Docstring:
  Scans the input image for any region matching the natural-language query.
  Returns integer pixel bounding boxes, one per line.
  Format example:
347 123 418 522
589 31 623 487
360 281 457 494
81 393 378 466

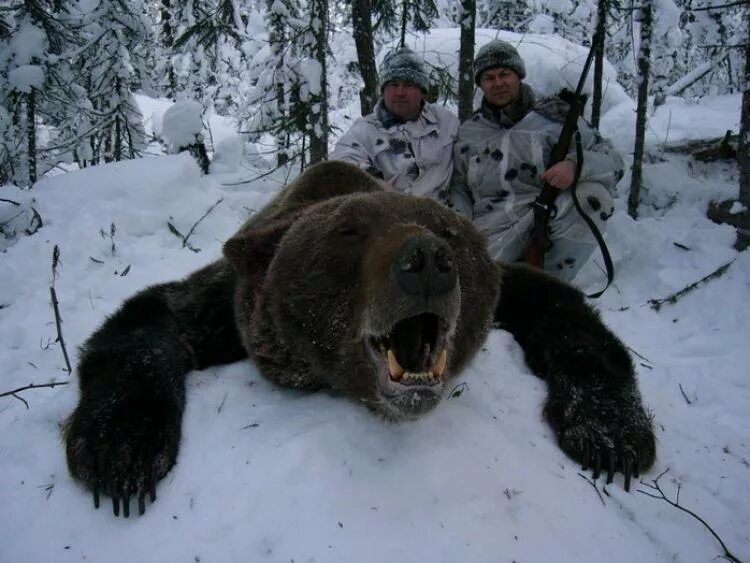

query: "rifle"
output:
524 33 600 270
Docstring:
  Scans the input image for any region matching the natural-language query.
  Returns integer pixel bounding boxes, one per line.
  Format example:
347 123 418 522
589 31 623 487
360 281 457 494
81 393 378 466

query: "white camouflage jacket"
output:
331 100 459 199
449 85 625 234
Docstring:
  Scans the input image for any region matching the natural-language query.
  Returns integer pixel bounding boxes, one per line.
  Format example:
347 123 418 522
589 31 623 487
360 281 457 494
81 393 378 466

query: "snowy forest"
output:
0 1 747 200
2 2 750 562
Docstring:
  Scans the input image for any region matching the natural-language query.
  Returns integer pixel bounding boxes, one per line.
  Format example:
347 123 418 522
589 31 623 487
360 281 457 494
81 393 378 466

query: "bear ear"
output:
223 218 295 276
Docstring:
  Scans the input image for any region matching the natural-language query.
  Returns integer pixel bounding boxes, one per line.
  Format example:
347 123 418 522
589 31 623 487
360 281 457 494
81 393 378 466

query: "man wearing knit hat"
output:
331 46 458 199
449 39 625 283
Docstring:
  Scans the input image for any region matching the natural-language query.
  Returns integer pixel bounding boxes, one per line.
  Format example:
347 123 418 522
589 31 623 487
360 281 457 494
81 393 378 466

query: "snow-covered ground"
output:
1 31 748 563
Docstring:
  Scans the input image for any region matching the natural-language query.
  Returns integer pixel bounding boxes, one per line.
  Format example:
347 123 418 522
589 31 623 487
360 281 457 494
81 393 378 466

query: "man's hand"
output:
541 159 576 190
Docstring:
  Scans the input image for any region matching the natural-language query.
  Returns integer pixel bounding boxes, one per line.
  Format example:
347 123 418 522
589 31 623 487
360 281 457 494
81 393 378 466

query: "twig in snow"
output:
578 473 607 506
167 221 198 252
628 346 652 363
648 259 735 311
26 206 43 235
168 198 224 253
51 244 61 281
183 198 223 246
638 469 742 563
99 223 116 255
0 381 69 409
448 382 468 399
679 383 692 405
673 242 691 251
50 246 72 373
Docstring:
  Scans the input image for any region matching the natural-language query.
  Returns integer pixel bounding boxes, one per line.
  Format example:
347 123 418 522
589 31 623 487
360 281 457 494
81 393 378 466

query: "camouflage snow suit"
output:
449 84 625 282
331 100 459 199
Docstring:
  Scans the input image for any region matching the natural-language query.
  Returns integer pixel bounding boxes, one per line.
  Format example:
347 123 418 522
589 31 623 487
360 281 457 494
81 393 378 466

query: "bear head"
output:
225 187 500 420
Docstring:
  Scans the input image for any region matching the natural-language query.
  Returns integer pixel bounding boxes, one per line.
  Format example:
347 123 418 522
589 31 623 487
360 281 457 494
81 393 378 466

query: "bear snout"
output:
392 235 457 298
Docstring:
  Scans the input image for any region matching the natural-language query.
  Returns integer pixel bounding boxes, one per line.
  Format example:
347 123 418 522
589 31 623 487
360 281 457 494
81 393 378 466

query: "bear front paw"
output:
63 392 182 517
546 384 656 491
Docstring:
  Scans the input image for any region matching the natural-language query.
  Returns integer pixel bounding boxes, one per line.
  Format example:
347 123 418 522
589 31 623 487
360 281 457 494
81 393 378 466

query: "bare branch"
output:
0 381 70 409
167 222 199 252
182 198 224 247
648 260 735 310
50 246 72 374
50 287 73 374
688 0 748 10
638 469 742 563
578 473 607 506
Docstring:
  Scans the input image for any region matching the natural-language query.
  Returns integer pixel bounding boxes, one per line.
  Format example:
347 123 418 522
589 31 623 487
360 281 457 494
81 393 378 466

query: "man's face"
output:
479 67 521 108
383 81 424 121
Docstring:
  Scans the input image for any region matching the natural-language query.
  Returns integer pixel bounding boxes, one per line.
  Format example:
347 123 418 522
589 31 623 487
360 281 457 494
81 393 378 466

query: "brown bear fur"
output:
64 160 655 518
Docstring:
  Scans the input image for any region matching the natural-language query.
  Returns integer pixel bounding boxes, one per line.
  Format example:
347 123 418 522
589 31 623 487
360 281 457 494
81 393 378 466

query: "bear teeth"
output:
387 349 405 380
387 348 448 384
433 349 447 378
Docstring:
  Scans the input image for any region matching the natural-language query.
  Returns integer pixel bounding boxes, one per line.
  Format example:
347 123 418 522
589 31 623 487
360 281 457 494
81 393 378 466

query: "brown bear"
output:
63 161 655 518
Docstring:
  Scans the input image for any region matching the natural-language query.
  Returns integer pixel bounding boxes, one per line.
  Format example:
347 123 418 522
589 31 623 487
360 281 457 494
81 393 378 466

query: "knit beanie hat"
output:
379 47 430 92
474 39 526 84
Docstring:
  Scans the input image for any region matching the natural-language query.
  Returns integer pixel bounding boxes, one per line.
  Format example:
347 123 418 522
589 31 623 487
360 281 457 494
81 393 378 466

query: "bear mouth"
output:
366 312 450 399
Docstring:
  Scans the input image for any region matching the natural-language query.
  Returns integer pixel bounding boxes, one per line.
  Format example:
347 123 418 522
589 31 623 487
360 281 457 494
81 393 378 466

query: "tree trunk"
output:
457 0 476 122
114 115 122 161
26 89 37 185
400 0 408 47
352 0 379 117
308 0 329 164
161 0 176 97
268 0 289 165
737 14 750 249
628 2 652 220
591 0 608 129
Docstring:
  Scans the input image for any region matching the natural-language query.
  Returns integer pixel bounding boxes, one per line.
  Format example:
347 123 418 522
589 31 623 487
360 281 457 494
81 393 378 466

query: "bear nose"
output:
393 235 457 297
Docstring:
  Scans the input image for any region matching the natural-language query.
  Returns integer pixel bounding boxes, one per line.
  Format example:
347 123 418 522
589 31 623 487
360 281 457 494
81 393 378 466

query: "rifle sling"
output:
571 131 614 298
529 131 615 298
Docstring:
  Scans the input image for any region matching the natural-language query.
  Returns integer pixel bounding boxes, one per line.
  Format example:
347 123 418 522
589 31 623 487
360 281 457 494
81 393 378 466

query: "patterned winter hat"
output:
379 47 430 92
474 39 526 84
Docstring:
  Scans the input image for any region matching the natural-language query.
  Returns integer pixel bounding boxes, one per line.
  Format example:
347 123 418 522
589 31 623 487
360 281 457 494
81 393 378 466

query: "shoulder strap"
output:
571 131 614 298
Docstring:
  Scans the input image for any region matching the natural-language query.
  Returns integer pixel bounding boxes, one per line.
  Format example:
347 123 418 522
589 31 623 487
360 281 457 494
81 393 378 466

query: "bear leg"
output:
495 263 656 490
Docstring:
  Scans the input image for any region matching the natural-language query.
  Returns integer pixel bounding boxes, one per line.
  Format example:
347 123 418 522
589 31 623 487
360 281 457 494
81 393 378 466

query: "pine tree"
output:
398 0 437 47
69 0 152 164
0 1 74 186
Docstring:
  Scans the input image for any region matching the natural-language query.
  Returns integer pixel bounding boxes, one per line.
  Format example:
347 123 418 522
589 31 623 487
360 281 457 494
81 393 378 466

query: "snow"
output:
396 29 630 118
8 64 45 93
1 37 749 563
161 100 205 149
